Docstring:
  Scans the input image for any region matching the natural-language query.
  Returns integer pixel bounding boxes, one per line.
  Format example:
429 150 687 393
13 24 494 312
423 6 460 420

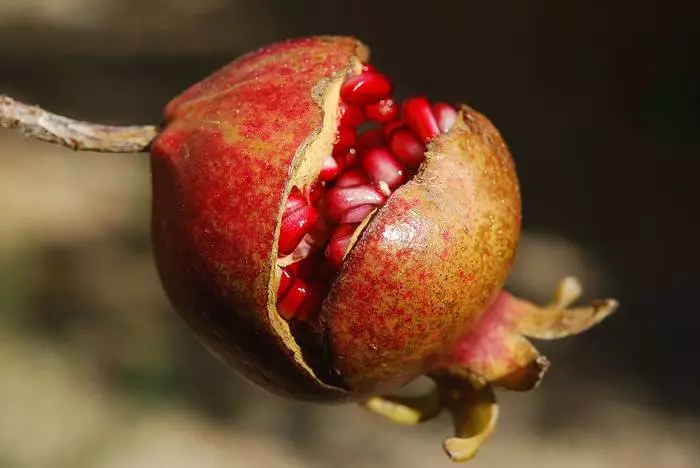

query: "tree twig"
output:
0 95 158 153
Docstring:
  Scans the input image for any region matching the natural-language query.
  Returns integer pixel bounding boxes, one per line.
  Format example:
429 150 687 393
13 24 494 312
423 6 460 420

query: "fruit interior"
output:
275 64 458 325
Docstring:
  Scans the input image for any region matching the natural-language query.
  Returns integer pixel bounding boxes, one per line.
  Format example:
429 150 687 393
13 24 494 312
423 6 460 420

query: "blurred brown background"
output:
1 1 698 467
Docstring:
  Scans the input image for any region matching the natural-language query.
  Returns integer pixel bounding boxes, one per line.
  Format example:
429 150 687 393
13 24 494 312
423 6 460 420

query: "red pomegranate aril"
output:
340 148 359 167
356 128 385 152
402 97 440 143
288 186 303 198
324 185 387 222
278 205 319 255
287 261 300 275
295 281 328 321
331 222 361 240
293 256 315 280
383 120 405 139
365 98 398 123
432 102 458 133
285 189 307 214
277 266 295 299
325 238 350 267
340 204 377 223
335 126 356 150
319 155 340 182
361 147 407 190
339 102 365 128
277 277 308 321
334 153 348 172
325 223 360 267
390 128 426 168
335 169 370 188
333 147 358 168
306 182 324 206
340 71 393 105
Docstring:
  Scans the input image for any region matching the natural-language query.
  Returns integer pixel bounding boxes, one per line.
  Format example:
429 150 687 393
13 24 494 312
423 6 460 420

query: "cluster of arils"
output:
275 64 458 322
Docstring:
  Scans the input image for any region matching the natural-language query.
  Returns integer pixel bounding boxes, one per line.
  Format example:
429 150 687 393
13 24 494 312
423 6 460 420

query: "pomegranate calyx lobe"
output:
439 277 618 391
150 36 369 401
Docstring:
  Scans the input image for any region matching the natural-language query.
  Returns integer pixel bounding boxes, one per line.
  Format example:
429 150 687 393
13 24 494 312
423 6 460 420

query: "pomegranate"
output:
0 35 617 463
148 36 618 461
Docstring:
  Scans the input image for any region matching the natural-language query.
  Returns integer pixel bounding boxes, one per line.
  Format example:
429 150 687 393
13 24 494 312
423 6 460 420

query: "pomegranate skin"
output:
322 108 521 394
150 36 366 401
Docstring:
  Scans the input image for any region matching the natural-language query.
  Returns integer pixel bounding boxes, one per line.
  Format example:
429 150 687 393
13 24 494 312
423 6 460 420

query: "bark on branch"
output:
0 95 158 153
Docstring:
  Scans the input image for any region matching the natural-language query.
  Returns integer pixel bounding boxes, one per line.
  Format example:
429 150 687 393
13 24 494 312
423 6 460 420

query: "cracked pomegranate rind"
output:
149 35 619 462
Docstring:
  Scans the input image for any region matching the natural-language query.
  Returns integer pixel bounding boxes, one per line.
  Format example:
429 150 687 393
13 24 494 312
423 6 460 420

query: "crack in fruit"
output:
275 65 459 322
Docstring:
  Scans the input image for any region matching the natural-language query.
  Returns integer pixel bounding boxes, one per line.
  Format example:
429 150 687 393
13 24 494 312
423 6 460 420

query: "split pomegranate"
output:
275 72 457 321
149 36 618 462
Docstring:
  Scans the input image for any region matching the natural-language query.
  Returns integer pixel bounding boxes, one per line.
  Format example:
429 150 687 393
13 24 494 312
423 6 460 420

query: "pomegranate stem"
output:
0 95 157 153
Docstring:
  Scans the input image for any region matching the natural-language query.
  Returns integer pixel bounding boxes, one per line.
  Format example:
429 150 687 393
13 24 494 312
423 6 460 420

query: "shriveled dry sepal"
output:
433 370 498 463
361 369 498 463
362 386 441 426
516 276 618 340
